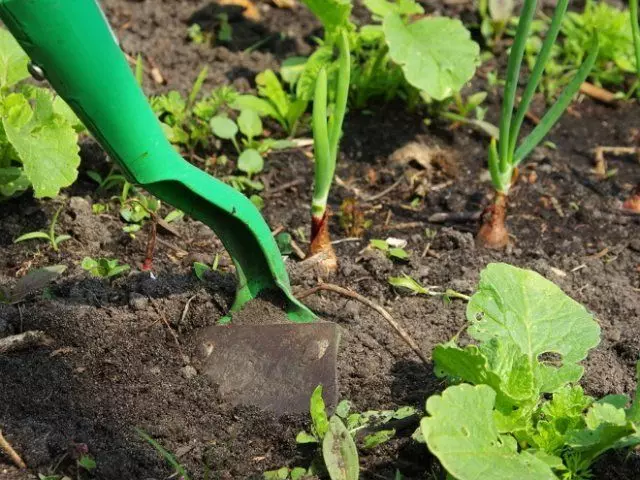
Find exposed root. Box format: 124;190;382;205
623;184;640;213
593;146;638;179
476;191;509;249
0;331;54;355
309;210;338;275
0;429;26;469
296;283;429;365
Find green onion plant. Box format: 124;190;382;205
624;0;640;211
309;30;351;271
478;0;599;248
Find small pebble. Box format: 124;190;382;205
181;365;198;379
129;292;149;311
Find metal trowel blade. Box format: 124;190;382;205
193;322;340;414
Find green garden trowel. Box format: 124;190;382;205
0;0;339;413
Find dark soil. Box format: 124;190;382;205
1;0;640;479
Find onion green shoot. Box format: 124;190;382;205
308;30;351;269
478;0;599;247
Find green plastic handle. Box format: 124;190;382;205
0;0;315;322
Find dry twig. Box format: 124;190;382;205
0;430;26;469
297;283;429;364
0;331;53;354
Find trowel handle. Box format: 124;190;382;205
0;0;314;322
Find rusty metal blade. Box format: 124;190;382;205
193;322;340;414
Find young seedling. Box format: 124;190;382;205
81;257;130;279
14;205;71;252
193;254;220;281
421;263;640;480
308;30;350;273
477;0;599;248
136;429;191;480
388;274;470;301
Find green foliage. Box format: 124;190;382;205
422;263;640;479
0;265;66;305
150;71;237;150
193;254;220;281
0;28;82;199
296;0;478;108
14;205;71;251
383;14;479;100
81;257;130;279
523;0;638;99
231;69;308;136
311;32;350;221
490;0;598;195
369;238;409;260
268;386;414;479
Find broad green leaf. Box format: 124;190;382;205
383;14;479;100
335;400;352;418
421;384;556;480
238;109;262;140
231;95;282;121
2;93;80;198
290;467;308;480
364;0;424;20
210;115;238;139
237;149;264;175
0;167;22;184
297;47;334;102
300;0;353;38
0;28;29;88
369;239;389;251
263;467;289;480
310;385;330;439
193;261;210;281
322;416;359;480
466;263;600;394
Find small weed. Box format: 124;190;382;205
193;254;220;281
81;257;130;279
14;205;71;252
136;428;191;480
369;238;409;261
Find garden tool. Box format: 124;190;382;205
0;0;339;413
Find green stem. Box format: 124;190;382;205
508;0;569;158
631;0;640;76
498;0;538;171
311;67;331;218
514;36;599;165
328;31;351;162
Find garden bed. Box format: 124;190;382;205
1;0;640;478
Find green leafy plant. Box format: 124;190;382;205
0;28;82;199
14;205;71;252
151;70;237;152
523;0;637;100
295;0;479;109
478;0;515;46
266;386;415;479
81;257;130;279
231;69;308;136
388;273;470;301
369;238;409;261
86;165;127;192
187;16;232;45
477;0;599;248
0;265;66;305
307;31;350;273
421;263;640;479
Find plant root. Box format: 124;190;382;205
476;191;509;249
309;210;338;275
623;184;640;213
579;82;616;104
0;429;26;469
593;146;639;179
0;330;54;355
297;283;429;365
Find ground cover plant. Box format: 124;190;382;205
0;0;639;479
